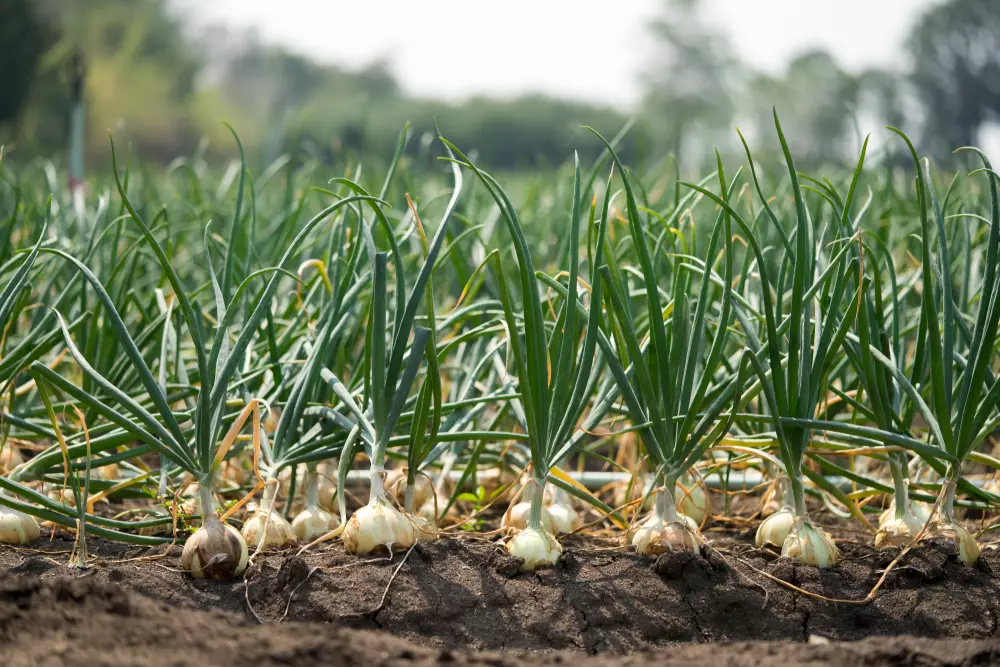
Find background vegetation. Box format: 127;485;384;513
0;0;998;171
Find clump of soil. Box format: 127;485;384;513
2;530;1000;660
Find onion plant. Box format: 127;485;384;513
319;137;463;556
444;143;610;571
21;138;383;577
683;112;864;566
875;132;1000;562
593;135;737;556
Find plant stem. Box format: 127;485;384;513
940;467;959;523
305;467;320;508
369;463;386;504
198;480;216;526
889;453;909;520
654;485;678;523
526;474;545;531
789;465;807;517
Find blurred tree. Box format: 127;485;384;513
908;0;1000;158
856;68;909;167
640;0;742;167
0;0;54;126
747;51;859;165
3;0;634;168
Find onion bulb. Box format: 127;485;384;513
292;470;337;542
386;469;433;510
342;468;416;555
181;485;247;579
242;506;296;550
410;513;439;543
929;519;980;564
545;486;582;535
630;486;701;556
929;478;980;564
781;517;840;567
503;480;555;534
760;476;790;518
675;474;710;526
0;503;40;544
507;526;562;572
242;479;295;550
875;499;929;548
755;507;795;548
343;496;416;554
292;505;336;542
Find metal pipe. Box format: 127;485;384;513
343;469;857;492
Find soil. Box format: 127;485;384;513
2;523;1000;666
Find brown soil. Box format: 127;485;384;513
2;526;1000;666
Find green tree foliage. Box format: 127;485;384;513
747;52;860;164
0;0;54;125
640;0;741;166
908;0;1000;158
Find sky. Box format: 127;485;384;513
187;0;938;109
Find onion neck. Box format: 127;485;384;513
72;518;87;569
788;471;807;518
403;470;417;514
525;475;546;531
368;464;386;505
198;479;216;527
156;466;168;500
940;471;958;523
305;469;320;509
653;485;678;524
261;478;278;514
889;454;909;520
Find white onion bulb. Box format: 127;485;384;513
292;505;336;542
292;470;337;541
544;487;582;535
506;526;562;572
242;505;296;549
503;500;554;533
675;475;710;526
181;515;248;579
929;519;980;564
411;513;439;543
755;507;795;548
929;479;980;564
0;504;40;544
242;480;296;549
781;517;840;567
875;499;929;548
342;496;416;555
631;514;701;556
630;487;701;556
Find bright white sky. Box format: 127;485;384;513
187;0;937;109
